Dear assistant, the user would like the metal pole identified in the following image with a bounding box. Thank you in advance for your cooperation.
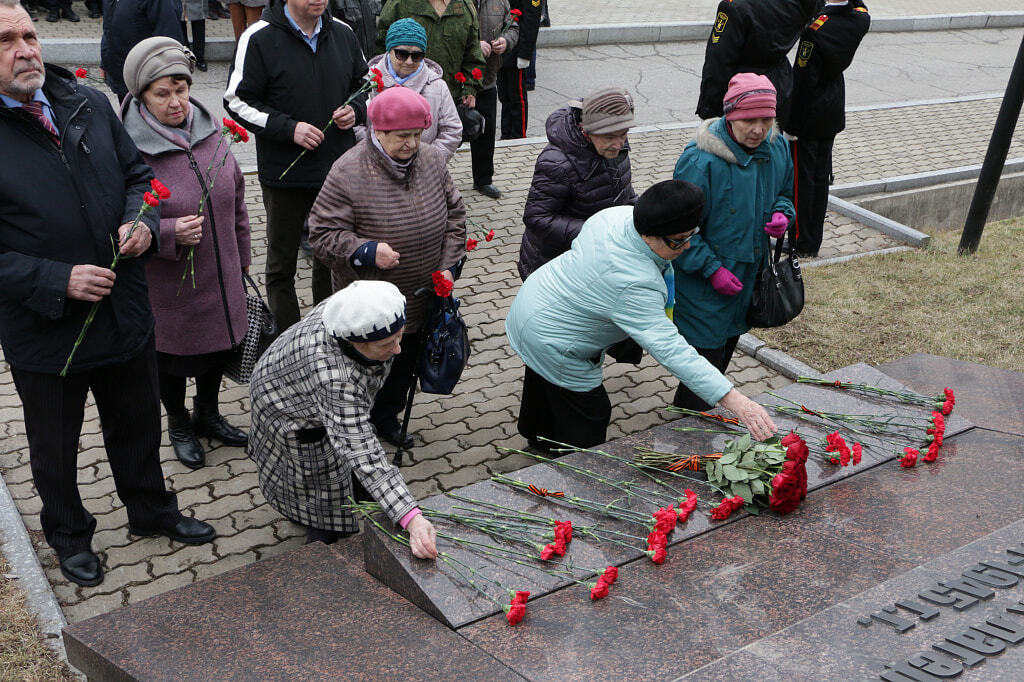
[959,33,1024,255]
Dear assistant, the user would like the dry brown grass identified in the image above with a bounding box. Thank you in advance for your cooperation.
[0,556,75,681]
[754,217,1024,373]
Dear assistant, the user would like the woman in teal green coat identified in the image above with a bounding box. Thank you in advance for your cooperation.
[672,73,794,410]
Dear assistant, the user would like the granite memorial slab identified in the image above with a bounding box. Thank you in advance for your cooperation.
[458,428,1024,680]
[63,542,524,681]
[878,353,1024,437]
[680,518,1024,681]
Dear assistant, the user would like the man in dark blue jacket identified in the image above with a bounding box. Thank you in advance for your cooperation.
[225,0,368,332]
[0,0,215,587]
[695,0,819,128]
[100,0,184,101]
[785,0,870,257]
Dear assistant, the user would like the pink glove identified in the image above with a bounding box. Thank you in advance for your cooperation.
[764,211,789,238]
[709,266,743,296]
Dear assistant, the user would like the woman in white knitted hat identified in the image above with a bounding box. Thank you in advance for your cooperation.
[248,280,438,555]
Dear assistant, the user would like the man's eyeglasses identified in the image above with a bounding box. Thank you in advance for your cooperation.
[393,48,426,63]
[662,228,700,250]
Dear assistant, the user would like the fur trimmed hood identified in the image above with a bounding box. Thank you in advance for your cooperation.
[692,117,780,166]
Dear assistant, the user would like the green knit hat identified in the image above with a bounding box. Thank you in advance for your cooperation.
[386,18,427,53]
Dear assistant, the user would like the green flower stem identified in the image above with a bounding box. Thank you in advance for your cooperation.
[492,474,652,526]
[768,392,917,449]
[60,206,150,376]
[665,406,747,431]
[796,376,944,409]
[438,532,602,586]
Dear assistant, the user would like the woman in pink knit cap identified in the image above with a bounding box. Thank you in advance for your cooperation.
[670,72,795,411]
[308,86,467,449]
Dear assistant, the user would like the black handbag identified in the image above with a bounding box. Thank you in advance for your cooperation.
[457,104,485,144]
[224,271,278,384]
[419,295,470,395]
[747,230,805,328]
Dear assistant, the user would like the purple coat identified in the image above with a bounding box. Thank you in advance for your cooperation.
[121,97,251,356]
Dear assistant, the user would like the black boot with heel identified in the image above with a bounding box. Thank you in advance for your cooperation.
[168,411,205,469]
[192,399,248,447]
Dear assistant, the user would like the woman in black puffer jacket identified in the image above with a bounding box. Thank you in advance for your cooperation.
[517,87,638,280]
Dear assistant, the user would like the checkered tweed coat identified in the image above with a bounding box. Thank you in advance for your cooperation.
[248,301,418,532]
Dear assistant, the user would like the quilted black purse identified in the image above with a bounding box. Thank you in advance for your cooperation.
[419,295,470,395]
[224,271,278,384]
[747,230,805,328]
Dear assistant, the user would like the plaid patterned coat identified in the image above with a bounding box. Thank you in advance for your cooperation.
[248,301,418,532]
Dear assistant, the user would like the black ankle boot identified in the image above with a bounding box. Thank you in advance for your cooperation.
[168,411,205,468]
[192,399,248,447]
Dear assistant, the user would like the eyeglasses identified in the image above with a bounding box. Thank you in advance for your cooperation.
[662,228,699,250]
[393,48,426,63]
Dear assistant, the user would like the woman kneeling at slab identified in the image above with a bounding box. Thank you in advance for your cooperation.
[248,280,437,558]
[506,179,778,452]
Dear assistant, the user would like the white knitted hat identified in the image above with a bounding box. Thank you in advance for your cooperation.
[323,281,406,342]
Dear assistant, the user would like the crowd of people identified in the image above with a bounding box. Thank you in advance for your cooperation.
[0,0,869,586]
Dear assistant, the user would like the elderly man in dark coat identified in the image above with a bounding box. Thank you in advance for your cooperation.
[0,0,215,588]
[249,280,438,555]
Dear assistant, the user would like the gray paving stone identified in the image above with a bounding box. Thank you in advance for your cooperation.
[126,570,195,604]
[213,526,278,557]
[148,543,218,579]
[191,551,259,582]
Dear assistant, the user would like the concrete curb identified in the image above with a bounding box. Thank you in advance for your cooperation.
[831,157,1024,199]
[0,472,76,673]
[827,196,931,247]
[43,12,1024,65]
[737,333,822,380]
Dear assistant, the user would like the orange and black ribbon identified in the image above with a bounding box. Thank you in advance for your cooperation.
[666,453,723,472]
[526,485,565,498]
[699,411,741,426]
[801,405,825,417]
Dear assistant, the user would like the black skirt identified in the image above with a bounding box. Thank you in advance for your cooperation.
[517,365,612,452]
[156,349,234,378]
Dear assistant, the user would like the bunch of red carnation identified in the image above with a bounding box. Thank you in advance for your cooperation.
[144,178,171,207]
[940,387,955,416]
[538,520,573,560]
[643,506,679,564]
[368,67,385,92]
[431,270,453,297]
[710,495,745,520]
[221,117,249,143]
[824,431,862,467]
[589,565,619,600]
[504,590,530,625]
[676,489,698,523]
[899,446,919,468]
[924,411,945,462]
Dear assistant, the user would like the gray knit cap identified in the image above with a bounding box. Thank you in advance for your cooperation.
[575,87,635,135]
[123,37,195,99]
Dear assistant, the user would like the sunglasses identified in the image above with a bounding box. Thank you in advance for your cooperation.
[393,48,426,63]
[662,227,700,250]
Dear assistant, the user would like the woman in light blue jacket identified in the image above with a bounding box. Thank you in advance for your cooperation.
[506,180,777,451]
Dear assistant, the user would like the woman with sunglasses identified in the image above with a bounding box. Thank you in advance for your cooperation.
[364,19,462,161]
[671,73,795,411]
[506,180,778,453]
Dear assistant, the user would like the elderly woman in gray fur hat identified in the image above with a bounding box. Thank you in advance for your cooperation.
[121,37,251,470]
[248,280,438,556]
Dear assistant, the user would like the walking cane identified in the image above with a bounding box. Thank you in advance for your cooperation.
[392,287,434,467]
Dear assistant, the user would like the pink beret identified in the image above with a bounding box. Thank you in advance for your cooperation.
[368,86,433,131]
[723,73,777,121]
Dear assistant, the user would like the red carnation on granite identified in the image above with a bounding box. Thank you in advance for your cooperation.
[554,520,573,545]
[941,387,955,415]
[711,496,744,520]
[677,489,698,523]
[924,442,940,462]
[646,545,667,564]
[768,469,802,515]
[511,590,530,605]
[590,582,610,600]
[601,566,618,585]
[539,543,556,560]
[852,442,862,465]
[652,507,677,534]
[505,602,526,625]
[900,447,919,468]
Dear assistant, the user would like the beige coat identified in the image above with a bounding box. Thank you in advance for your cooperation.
[308,139,467,331]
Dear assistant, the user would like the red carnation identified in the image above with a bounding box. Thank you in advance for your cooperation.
[236,127,250,142]
[646,530,666,549]
[784,434,809,464]
[510,8,522,20]
[466,237,478,252]
[652,507,676,534]
[485,229,495,242]
[781,431,801,448]
[431,270,453,297]
[150,179,171,200]
[75,67,88,78]
[505,602,526,625]
[554,520,573,544]
[601,566,618,585]
[454,72,468,84]
[646,546,667,564]
[900,447,919,468]
[471,68,483,81]
[590,582,609,600]
[511,590,530,605]
[924,442,939,462]
[852,442,862,465]
[553,535,567,556]
[143,192,159,207]
[839,446,851,467]
[768,470,802,515]
[941,387,955,415]
[711,496,744,520]
[539,543,555,560]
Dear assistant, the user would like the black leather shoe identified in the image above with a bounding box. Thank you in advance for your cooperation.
[130,516,217,545]
[46,10,59,21]
[474,183,502,199]
[192,399,248,447]
[378,426,413,449]
[61,7,80,21]
[195,60,208,72]
[60,550,103,587]
[168,411,205,468]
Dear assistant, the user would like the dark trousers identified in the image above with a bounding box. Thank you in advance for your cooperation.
[369,329,424,432]
[261,184,332,332]
[45,0,70,11]
[672,335,740,411]
[10,341,180,558]
[497,65,528,139]
[180,19,206,61]
[469,86,498,186]
[517,365,612,452]
[159,366,223,416]
[791,136,835,256]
